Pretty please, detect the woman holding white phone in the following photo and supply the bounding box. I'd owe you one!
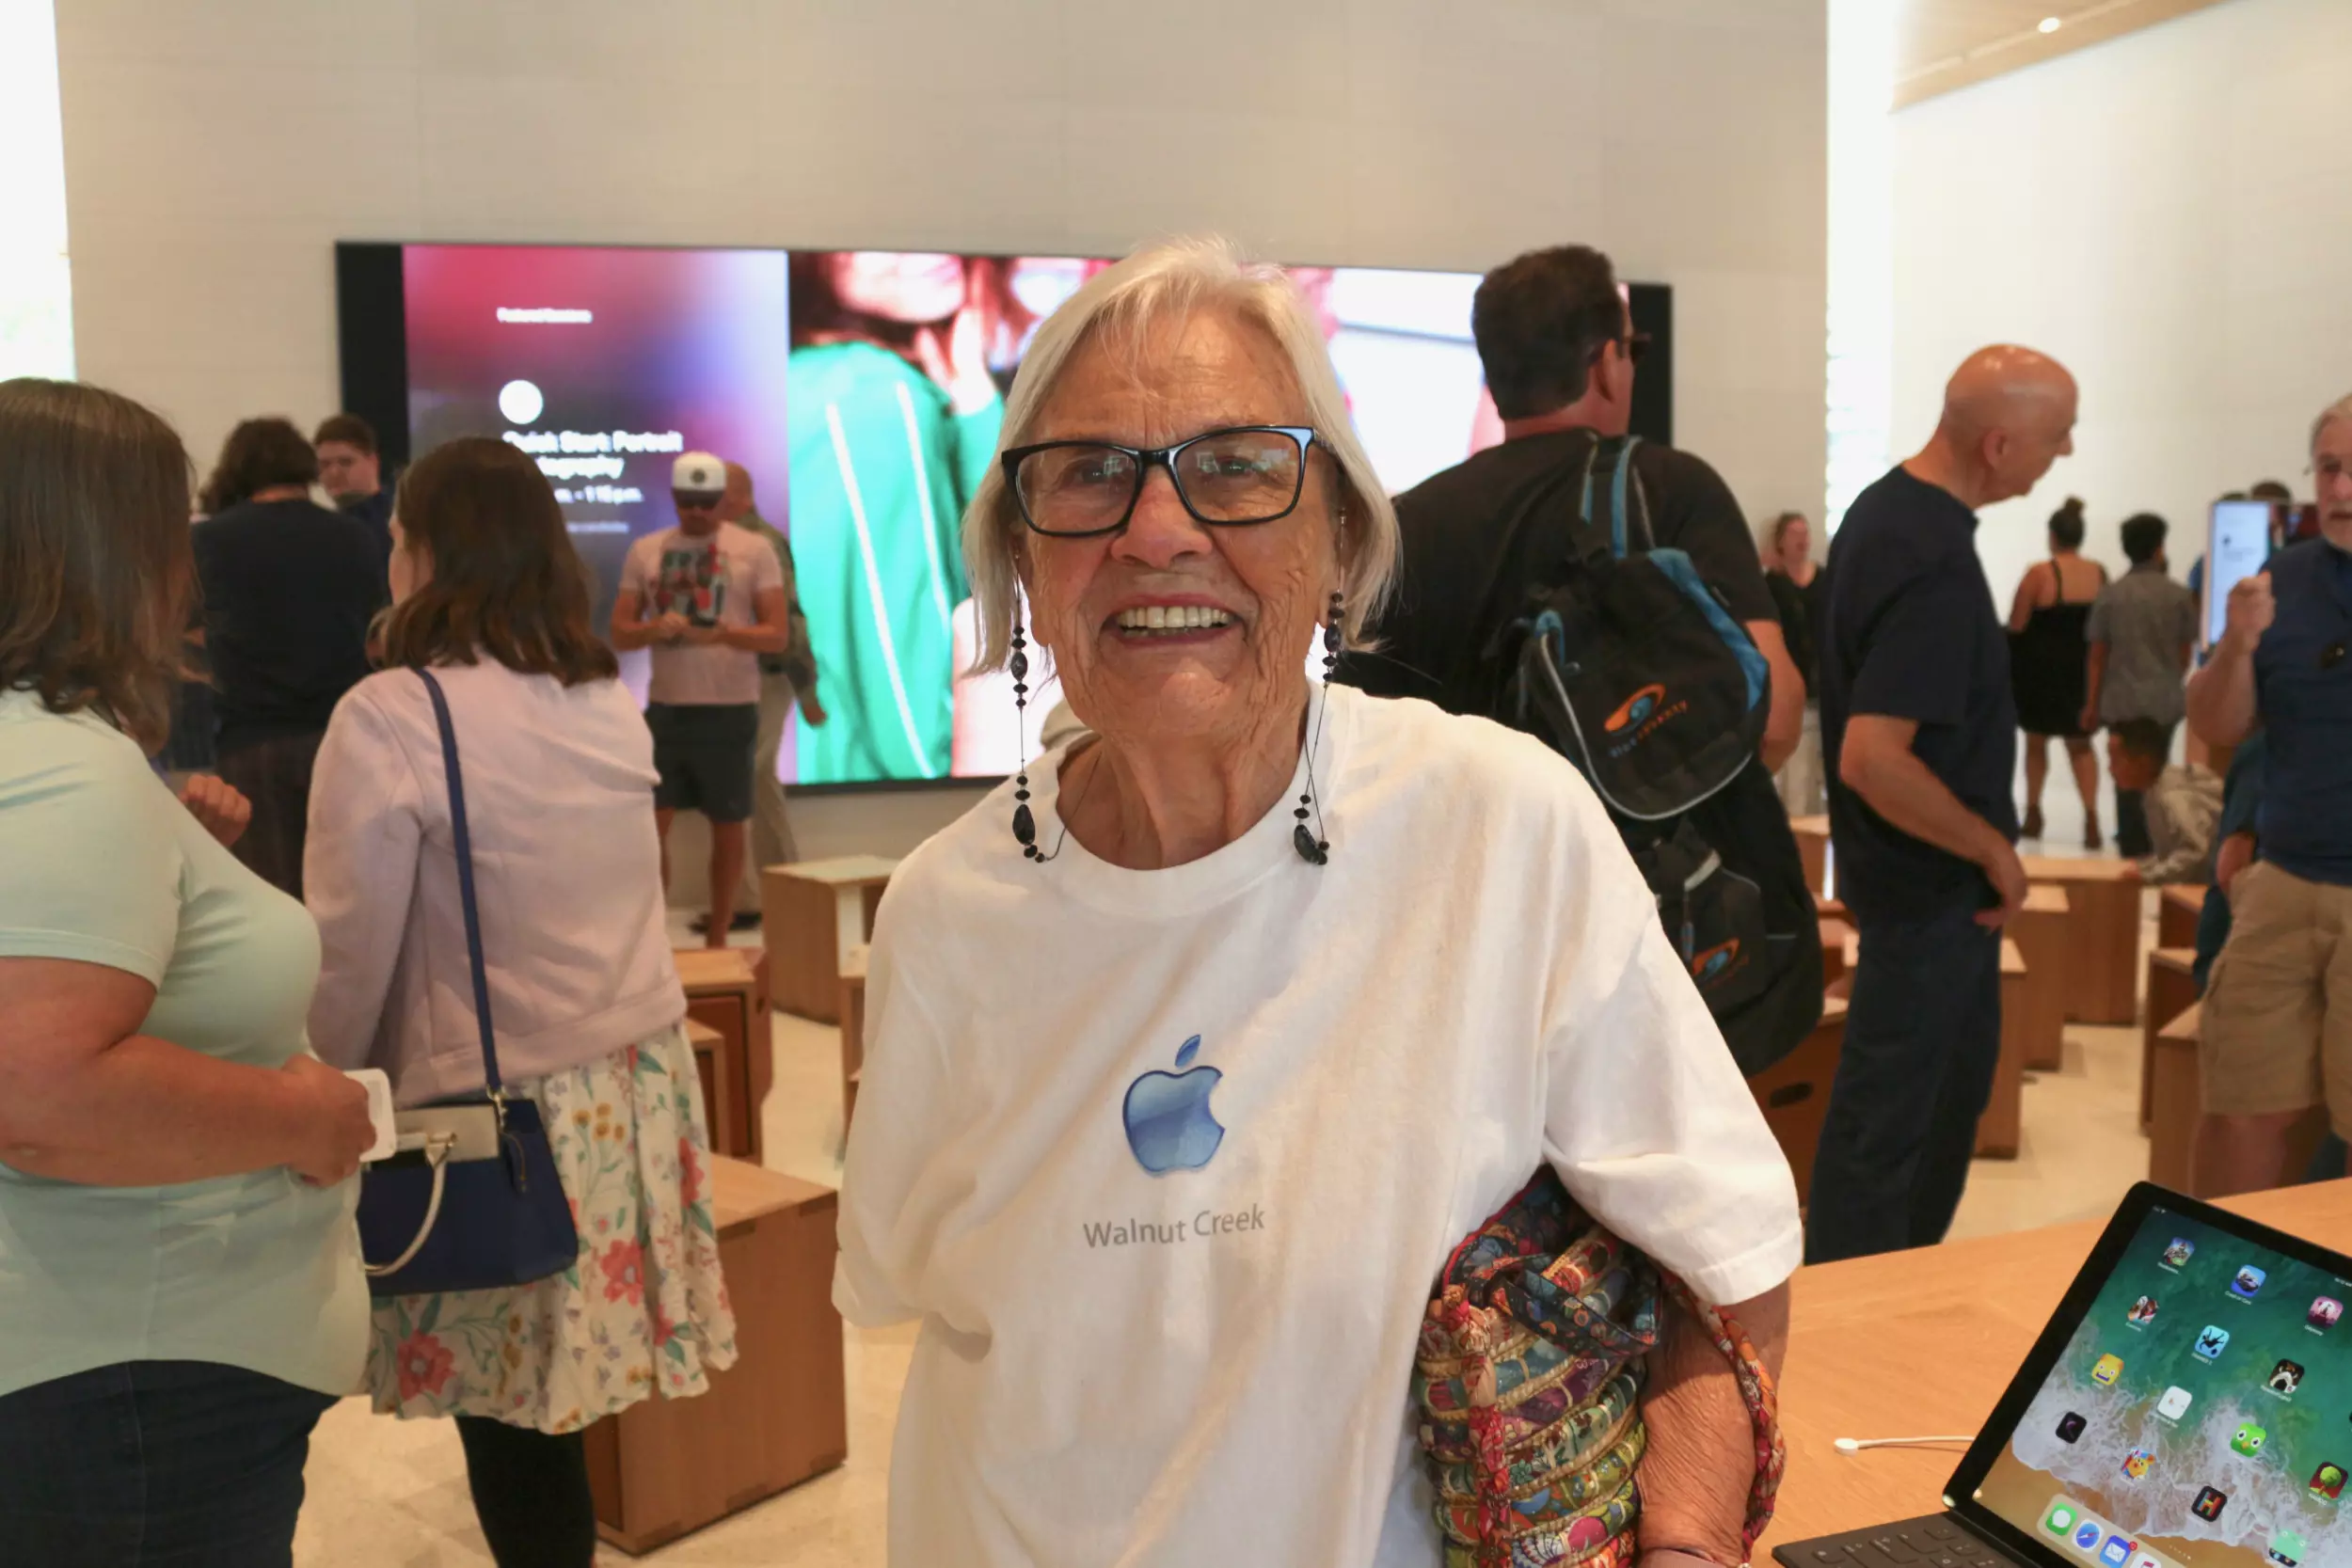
[305,437,736,1567]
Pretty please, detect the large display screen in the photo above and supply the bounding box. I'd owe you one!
[338,242,1673,787]
[1972,1202,2352,1568]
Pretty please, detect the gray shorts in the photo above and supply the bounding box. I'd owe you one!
[646,703,757,823]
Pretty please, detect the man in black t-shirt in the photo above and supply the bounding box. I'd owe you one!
[1342,245,1802,771]
[193,418,388,897]
[1808,345,2075,1264]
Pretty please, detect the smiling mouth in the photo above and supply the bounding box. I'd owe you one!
[1112,606,1234,638]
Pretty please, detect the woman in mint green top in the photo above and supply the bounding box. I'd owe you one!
[0,378,377,1567]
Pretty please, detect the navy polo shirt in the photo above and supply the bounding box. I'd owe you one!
[2253,537,2352,886]
[1820,467,2018,922]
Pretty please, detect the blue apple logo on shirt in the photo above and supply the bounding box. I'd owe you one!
[1121,1035,1224,1175]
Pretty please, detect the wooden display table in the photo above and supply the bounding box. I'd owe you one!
[2009,885,2069,1070]
[2158,882,2206,950]
[1748,995,1849,1203]
[584,1158,846,1554]
[1974,939,2030,1159]
[2020,855,2141,1025]
[1790,814,1830,898]
[674,947,767,1162]
[839,944,868,1133]
[761,856,896,1023]
[1758,1180,2352,1557]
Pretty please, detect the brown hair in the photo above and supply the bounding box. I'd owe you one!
[1471,245,1622,420]
[378,437,617,686]
[200,416,318,513]
[1767,511,1808,552]
[0,377,194,748]
[312,412,378,456]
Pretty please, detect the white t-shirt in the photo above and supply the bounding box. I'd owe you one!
[835,683,1803,1567]
[618,521,784,706]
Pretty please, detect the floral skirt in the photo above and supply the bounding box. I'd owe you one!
[368,1022,739,1433]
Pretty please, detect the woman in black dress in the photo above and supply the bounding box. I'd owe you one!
[2008,496,2106,847]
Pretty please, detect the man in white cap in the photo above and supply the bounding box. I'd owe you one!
[612,451,791,945]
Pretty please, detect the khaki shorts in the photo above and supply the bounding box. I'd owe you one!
[2200,861,2352,1131]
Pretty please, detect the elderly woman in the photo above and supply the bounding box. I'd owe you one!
[835,240,1802,1566]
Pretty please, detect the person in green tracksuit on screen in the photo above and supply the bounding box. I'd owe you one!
[787,251,1006,784]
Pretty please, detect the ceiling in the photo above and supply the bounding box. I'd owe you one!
[1895,0,2235,107]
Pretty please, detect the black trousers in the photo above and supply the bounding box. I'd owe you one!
[453,1417,598,1568]
[1804,897,2004,1263]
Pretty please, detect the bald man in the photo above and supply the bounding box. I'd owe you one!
[1807,345,2077,1263]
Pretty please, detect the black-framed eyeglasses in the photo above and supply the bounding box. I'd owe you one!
[1001,425,1320,538]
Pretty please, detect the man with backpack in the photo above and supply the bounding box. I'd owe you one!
[1341,244,1818,1077]
[1808,345,2074,1264]
[1344,245,1802,768]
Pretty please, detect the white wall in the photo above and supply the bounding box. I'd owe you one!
[1890,0,2352,607]
[56,0,1826,857]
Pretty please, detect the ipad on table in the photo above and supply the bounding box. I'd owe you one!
[1774,1182,2352,1568]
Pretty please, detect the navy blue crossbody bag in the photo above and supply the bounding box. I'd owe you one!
[358,670,580,1297]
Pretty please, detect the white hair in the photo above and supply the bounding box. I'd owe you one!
[961,235,1400,673]
[2313,391,2352,454]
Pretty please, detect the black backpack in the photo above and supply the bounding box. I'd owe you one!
[1486,434,1820,1075]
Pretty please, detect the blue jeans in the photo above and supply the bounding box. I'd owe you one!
[0,1360,334,1567]
[1804,899,2003,1263]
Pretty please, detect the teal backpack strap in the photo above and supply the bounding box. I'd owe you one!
[1604,434,1645,558]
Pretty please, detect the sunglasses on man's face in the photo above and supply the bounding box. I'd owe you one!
[674,492,722,512]
[1594,332,1652,368]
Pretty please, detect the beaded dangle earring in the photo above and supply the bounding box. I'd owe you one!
[1010,610,1041,860]
[1294,582,1343,866]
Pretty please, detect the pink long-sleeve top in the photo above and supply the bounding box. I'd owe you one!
[303,660,686,1104]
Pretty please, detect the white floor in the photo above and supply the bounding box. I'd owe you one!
[295,831,2167,1565]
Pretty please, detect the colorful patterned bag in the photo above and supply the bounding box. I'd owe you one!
[1415,1168,1783,1568]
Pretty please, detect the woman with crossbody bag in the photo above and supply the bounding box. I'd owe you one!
[305,438,737,1567]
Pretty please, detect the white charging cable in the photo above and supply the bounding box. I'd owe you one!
[1834,1435,1976,1453]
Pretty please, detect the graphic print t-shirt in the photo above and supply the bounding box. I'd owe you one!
[619,521,784,706]
[834,684,1803,1567]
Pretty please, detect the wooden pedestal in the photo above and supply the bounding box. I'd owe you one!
[584,1159,846,1555]
[2010,885,2070,1071]
[682,1019,729,1161]
[2021,856,2143,1025]
[1749,996,1848,1204]
[2148,1002,2202,1193]
[2145,1001,2329,1196]
[1819,917,1851,991]
[1976,938,2031,1159]
[2158,884,2206,951]
[839,946,867,1133]
[761,857,895,1023]
[1790,813,1830,898]
[674,948,767,1162]
[2140,948,2199,1133]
